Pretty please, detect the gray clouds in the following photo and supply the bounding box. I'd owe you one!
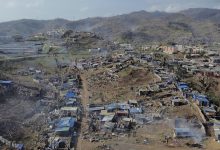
[0,0,219,22]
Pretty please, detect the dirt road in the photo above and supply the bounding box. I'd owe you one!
[76,73,89,150]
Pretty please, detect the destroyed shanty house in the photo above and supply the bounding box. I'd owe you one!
[33,74,43,83]
[147,84,160,94]
[101,114,115,123]
[158,44,184,54]
[48,137,70,150]
[202,107,216,118]
[174,128,194,138]
[49,76,61,86]
[140,54,153,62]
[15,144,25,150]
[184,46,205,55]
[90,48,109,56]
[214,121,220,141]
[185,53,204,58]
[60,106,79,118]
[171,96,188,106]
[191,46,205,54]
[154,68,175,83]
[192,94,210,107]
[17,67,43,76]
[88,106,105,113]
[195,67,220,78]
[65,98,77,107]
[102,122,115,131]
[138,88,150,96]
[0,80,13,87]
[177,82,189,91]
[159,81,176,90]
[61,81,78,91]
[119,43,133,51]
[105,103,130,112]
[133,114,152,125]
[138,80,174,97]
[128,100,138,107]
[182,64,199,74]
[205,50,219,57]
[89,48,102,53]
[209,56,220,64]
[85,100,143,138]
[101,116,136,133]
[39,99,57,106]
[103,103,118,112]
[100,110,114,116]
[129,107,143,115]
[65,91,77,99]
[53,117,76,136]
[173,118,205,140]
[0,135,25,150]
[115,110,129,117]
[159,45,179,54]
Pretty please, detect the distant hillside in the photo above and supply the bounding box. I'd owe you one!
[180,8,220,22]
[0,18,69,36]
[0,8,220,44]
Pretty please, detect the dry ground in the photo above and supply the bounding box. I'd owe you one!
[78,66,220,150]
[85,66,159,104]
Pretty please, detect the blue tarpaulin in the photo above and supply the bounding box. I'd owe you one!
[56,117,76,128]
[16,144,24,150]
[177,82,189,91]
[65,91,76,98]
[193,94,209,106]
[54,117,76,134]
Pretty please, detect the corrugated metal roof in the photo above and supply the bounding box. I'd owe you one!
[101,115,115,122]
[61,107,78,111]
[55,127,70,132]
[130,107,142,114]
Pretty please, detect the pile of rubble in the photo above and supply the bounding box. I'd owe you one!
[81,99,159,143]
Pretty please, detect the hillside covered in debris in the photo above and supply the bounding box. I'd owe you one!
[1,5,220,150]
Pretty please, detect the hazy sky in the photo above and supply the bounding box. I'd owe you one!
[0,0,220,22]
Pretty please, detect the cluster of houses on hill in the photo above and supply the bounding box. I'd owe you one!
[87,99,143,135]
[136,50,220,142]
[1,40,220,149]
[147,60,207,141]
[76,45,211,146]
[80,42,220,144]
[157,44,220,78]
[161,45,207,55]
[0,70,82,150]
[44,74,82,150]
[176,81,220,141]
[151,63,220,142]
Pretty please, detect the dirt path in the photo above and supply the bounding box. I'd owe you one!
[76,73,89,150]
